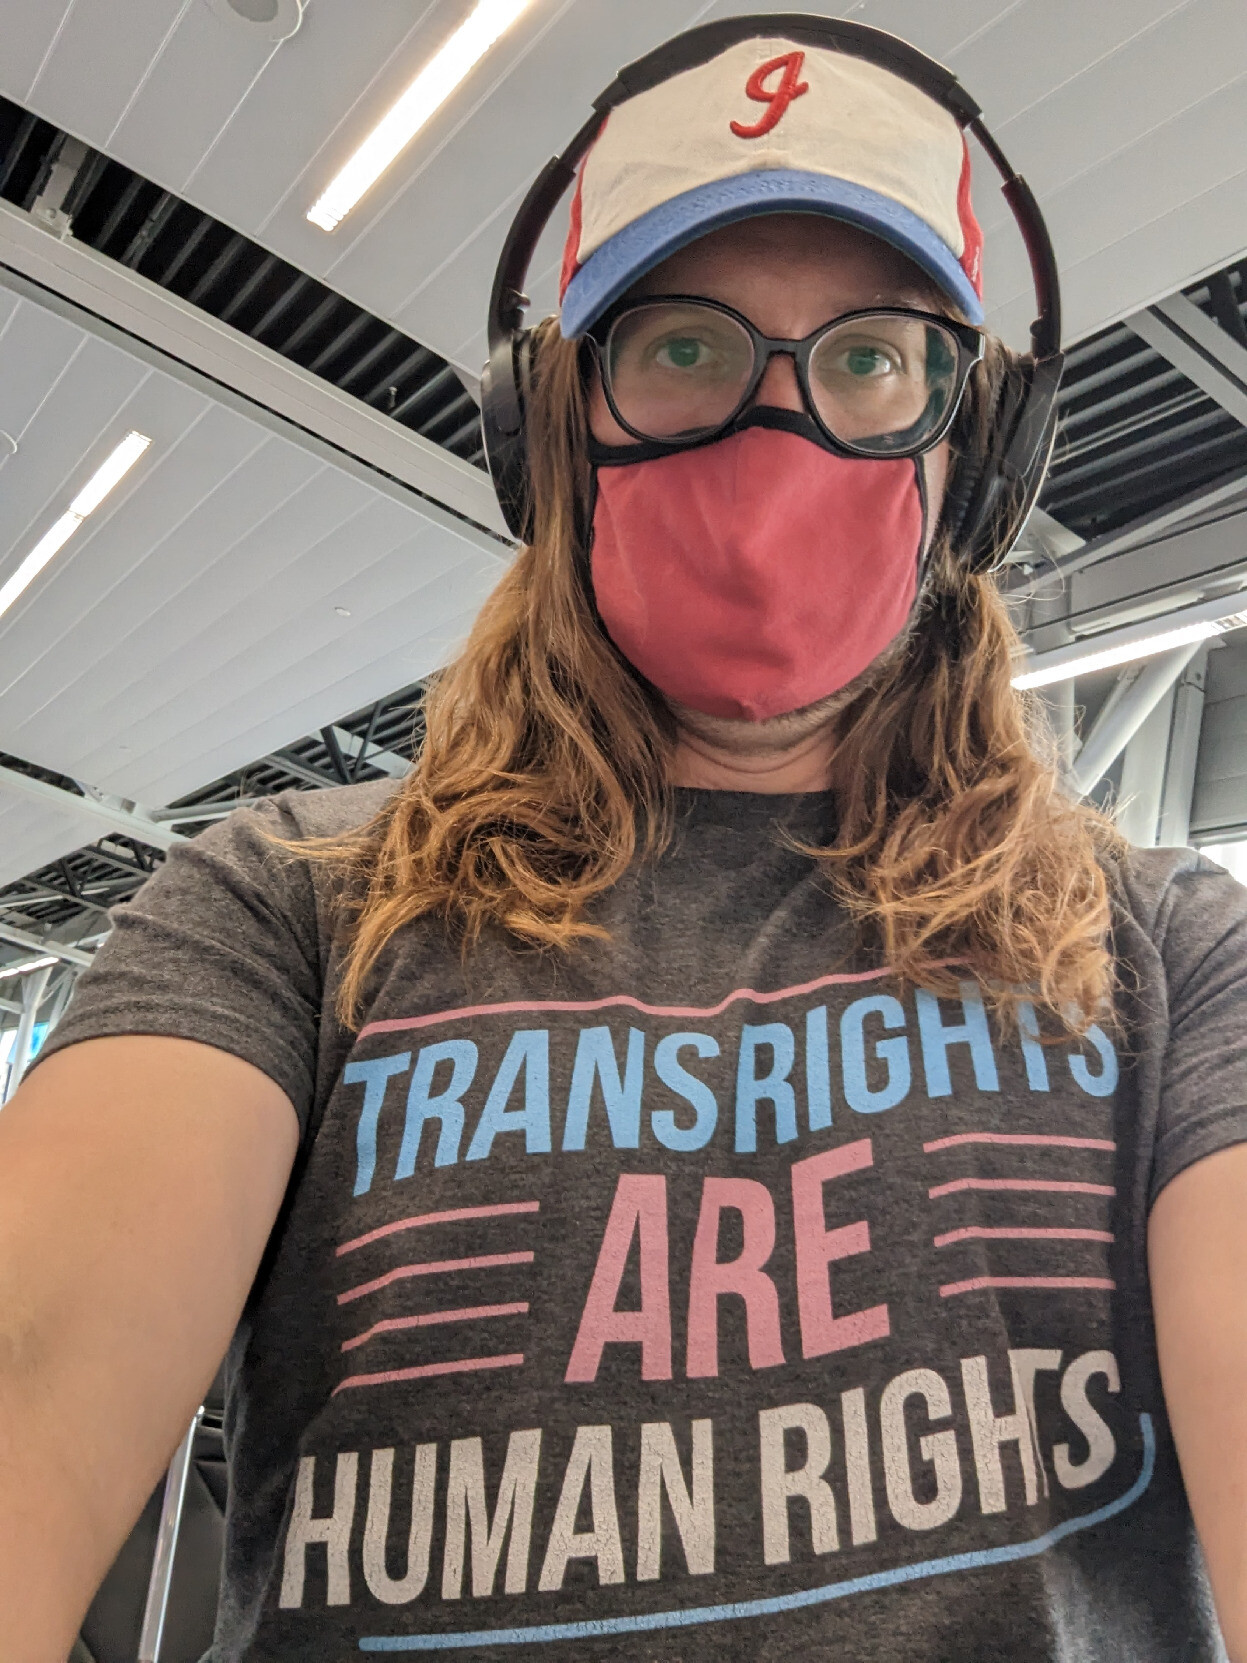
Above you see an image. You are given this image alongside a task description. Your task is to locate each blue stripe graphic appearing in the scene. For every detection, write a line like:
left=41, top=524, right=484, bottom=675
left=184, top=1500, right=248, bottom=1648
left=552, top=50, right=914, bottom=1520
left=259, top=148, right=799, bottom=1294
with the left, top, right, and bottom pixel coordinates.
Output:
left=359, top=1413, right=1155, bottom=1652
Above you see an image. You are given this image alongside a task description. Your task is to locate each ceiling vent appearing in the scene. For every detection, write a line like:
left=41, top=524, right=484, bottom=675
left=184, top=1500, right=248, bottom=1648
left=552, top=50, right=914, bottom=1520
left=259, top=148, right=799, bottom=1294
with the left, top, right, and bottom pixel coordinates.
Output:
left=203, top=0, right=305, bottom=42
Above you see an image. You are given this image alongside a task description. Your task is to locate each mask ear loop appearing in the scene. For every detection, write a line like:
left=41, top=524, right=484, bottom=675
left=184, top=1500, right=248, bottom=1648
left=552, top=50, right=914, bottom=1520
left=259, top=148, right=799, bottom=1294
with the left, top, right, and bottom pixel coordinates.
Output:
left=909, top=452, right=942, bottom=637
left=913, top=453, right=931, bottom=579
left=917, top=454, right=972, bottom=655
left=573, top=338, right=608, bottom=629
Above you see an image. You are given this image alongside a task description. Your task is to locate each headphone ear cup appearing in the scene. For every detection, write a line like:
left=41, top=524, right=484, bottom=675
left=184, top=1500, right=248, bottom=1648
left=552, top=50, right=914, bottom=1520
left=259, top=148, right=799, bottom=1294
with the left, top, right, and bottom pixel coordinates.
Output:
left=943, top=353, right=1063, bottom=574
left=481, top=328, right=537, bottom=543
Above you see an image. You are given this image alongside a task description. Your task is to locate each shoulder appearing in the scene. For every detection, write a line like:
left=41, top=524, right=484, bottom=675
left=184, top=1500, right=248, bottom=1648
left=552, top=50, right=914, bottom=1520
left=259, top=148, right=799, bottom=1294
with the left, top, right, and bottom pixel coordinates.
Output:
left=135, top=779, right=403, bottom=925
left=245, top=778, right=402, bottom=842
left=193, top=779, right=401, bottom=868
left=1109, top=844, right=1247, bottom=1019
left=1110, top=844, right=1247, bottom=948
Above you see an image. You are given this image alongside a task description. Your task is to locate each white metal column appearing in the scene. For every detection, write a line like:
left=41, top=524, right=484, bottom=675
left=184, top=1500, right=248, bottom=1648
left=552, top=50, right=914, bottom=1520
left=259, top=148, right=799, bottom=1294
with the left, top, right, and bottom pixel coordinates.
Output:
left=1070, top=643, right=1204, bottom=801
left=2, top=963, right=53, bottom=1104
left=1116, top=685, right=1178, bottom=846
left=1157, top=647, right=1209, bottom=848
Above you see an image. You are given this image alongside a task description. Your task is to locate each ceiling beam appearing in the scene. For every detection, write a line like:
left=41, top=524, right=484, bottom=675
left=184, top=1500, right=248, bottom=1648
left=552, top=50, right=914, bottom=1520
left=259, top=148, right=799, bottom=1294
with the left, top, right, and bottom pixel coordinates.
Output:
left=330, top=726, right=409, bottom=780
left=0, top=763, right=184, bottom=852
left=262, top=752, right=337, bottom=790
left=1013, top=588, right=1247, bottom=687
left=1013, top=498, right=1247, bottom=663
left=149, top=796, right=261, bottom=824
left=1037, top=468, right=1247, bottom=580
left=1014, top=506, right=1085, bottom=566
left=0, top=196, right=511, bottom=545
left=1127, top=293, right=1247, bottom=428
left=0, top=921, right=92, bottom=969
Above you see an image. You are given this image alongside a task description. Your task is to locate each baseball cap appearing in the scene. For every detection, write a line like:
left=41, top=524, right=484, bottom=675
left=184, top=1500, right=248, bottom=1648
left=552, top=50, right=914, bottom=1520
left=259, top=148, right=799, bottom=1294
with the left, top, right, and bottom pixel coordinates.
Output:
left=558, top=34, right=985, bottom=339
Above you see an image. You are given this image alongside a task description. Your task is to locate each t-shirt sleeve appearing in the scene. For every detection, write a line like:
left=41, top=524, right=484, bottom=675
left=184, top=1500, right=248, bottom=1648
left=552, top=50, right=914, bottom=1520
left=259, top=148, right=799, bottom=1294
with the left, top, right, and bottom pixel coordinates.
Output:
left=32, top=794, right=325, bottom=1132
left=1142, top=851, right=1247, bottom=1202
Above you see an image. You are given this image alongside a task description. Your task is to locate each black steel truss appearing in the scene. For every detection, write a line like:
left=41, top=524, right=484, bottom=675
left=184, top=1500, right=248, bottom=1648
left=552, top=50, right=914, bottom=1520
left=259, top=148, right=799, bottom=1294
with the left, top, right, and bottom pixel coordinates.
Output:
left=0, top=682, right=428, bottom=947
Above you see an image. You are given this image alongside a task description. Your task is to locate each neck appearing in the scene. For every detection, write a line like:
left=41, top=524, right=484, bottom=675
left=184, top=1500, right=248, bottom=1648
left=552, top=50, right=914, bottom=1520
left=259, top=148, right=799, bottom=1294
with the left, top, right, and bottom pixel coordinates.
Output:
left=669, top=707, right=838, bottom=793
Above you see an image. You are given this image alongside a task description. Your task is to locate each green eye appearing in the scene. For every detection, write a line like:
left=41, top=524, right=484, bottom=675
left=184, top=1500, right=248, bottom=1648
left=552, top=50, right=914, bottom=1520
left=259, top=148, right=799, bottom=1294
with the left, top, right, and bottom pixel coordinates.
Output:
left=657, top=337, right=704, bottom=369
left=844, top=345, right=891, bottom=377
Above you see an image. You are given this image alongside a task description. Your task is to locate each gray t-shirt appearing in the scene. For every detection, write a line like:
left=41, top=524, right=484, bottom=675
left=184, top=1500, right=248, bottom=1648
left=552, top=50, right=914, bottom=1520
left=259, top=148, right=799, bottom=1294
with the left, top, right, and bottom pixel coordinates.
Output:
left=40, top=783, right=1247, bottom=1661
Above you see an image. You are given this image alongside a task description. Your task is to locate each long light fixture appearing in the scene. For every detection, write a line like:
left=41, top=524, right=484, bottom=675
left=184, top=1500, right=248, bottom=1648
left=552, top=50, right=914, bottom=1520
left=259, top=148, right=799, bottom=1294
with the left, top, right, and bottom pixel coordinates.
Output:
left=307, top=0, right=536, bottom=232
left=0, top=430, right=151, bottom=622
left=1012, top=608, right=1247, bottom=691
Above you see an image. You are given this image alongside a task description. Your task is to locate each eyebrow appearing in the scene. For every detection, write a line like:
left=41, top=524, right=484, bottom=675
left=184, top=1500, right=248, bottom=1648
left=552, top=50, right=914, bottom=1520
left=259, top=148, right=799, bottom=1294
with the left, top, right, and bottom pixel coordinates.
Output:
left=880, top=286, right=943, bottom=309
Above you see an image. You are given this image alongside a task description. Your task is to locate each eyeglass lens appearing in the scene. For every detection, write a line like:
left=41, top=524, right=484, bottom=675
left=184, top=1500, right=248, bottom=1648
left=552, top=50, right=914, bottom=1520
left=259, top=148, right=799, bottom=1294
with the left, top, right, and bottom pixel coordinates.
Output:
left=604, top=302, right=961, bottom=454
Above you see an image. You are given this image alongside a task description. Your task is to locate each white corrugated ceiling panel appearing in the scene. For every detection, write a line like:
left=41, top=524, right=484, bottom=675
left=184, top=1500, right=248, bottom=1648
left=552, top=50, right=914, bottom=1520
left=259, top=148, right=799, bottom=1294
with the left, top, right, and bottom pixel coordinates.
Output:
left=1, top=0, right=1243, bottom=370
left=0, top=779, right=118, bottom=888
left=0, top=277, right=506, bottom=807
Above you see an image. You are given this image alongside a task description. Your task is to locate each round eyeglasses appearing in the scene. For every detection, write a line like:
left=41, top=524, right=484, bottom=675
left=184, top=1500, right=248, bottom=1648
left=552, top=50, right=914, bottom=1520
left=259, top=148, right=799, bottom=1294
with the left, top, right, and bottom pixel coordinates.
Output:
left=589, top=296, right=985, bottom=459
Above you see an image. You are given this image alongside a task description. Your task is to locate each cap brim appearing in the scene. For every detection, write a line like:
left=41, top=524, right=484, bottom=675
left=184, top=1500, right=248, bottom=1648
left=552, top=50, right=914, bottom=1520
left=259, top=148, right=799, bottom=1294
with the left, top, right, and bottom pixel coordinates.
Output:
left=560, top=168, right=985, bottom=338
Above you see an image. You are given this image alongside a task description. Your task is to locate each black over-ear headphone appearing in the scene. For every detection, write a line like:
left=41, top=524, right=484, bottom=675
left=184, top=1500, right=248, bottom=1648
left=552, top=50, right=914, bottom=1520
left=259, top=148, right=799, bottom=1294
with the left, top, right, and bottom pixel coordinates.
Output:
left=479, top=13, right=1064, bottom=573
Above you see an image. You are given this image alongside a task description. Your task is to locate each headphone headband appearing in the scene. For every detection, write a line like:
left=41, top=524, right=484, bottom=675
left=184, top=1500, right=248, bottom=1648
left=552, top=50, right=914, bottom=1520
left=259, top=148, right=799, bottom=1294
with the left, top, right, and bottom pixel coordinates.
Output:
left=596, top=16, right=979, bottom=119
left=480, top=13, right=1065, bottom=565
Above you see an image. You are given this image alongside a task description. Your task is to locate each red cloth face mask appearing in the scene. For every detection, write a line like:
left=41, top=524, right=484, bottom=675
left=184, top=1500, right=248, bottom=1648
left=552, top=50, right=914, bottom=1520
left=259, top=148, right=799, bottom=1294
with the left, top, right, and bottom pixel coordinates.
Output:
left=589, top=420, right=927, bottom=722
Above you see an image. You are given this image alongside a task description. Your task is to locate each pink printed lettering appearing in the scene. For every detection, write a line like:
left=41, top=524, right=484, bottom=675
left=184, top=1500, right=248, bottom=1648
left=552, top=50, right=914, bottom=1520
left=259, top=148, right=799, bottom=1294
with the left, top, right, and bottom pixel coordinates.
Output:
left=791, top=1140, right=890, bottom=1358
left=565, top=1176, right=672, bottom=1383
left=686, top=1177, right=785, bottom=1378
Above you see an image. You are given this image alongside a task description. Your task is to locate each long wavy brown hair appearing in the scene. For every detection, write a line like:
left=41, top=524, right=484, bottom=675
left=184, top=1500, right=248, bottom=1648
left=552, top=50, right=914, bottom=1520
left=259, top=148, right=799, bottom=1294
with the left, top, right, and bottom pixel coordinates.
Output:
left=297, top=316, right=1123, bottom=1029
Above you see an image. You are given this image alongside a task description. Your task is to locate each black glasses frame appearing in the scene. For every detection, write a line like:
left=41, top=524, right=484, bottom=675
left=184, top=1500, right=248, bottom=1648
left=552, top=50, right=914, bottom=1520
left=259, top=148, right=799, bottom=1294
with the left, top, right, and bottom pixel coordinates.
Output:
left=587, top=294, right=986, bottom=459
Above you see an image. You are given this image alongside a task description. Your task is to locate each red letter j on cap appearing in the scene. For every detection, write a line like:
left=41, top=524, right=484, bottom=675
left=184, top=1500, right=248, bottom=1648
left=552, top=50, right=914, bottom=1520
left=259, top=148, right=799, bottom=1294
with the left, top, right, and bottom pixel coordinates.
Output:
left=730, top=51, right=810, bottom=141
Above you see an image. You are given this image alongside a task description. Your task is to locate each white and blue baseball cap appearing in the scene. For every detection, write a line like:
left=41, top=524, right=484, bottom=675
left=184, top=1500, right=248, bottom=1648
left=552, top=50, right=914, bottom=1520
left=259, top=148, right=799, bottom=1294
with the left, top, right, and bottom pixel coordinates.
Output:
left=558, top=33, right=985, bottom=338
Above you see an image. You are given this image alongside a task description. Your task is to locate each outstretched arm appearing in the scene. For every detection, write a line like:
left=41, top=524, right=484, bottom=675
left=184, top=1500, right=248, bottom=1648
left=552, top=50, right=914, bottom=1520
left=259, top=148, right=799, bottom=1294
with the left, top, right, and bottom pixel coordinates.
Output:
left=0, top=1035, right=298, bottom=1663
left=1150, top=1142, right=1247, bottom=1660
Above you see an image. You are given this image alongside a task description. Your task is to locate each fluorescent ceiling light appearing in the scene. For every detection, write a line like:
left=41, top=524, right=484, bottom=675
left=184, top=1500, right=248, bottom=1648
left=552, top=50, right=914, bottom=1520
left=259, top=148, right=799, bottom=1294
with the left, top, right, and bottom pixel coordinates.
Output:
left=307, top=0, right=535, bottom=231
left=0, top=430, right=150, bottom=621
left=0, top=955, right=57, bottom=982
left=70, top=430, right=152, bottom=515
left=1012, top=609, right=1247, bottom=690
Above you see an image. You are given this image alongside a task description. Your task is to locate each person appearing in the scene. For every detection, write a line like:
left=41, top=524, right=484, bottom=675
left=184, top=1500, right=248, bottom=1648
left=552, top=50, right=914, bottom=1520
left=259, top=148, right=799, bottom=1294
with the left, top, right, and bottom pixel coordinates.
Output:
left=1, top=17, right=1244, bottom=1663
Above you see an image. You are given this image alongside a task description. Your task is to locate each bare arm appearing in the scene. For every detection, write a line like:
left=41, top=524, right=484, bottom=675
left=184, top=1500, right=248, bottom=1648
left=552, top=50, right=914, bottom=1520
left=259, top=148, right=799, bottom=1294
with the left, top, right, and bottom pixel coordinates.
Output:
left=1150, top=1142, right=1247, bottom=1659
left=0, top=1035, right=299, bottom=1663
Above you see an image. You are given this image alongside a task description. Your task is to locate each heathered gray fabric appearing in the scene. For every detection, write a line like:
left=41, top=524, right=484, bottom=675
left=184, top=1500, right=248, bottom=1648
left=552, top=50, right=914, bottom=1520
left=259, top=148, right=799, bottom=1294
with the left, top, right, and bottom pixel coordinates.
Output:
left=39, top=784, right=1247, bottom=1661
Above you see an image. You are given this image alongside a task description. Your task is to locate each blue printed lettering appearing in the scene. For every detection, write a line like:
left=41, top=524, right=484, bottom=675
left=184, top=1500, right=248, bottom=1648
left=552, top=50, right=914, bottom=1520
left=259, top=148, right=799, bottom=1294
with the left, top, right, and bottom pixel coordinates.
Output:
left=1068, top=1022, right=1118, bottom=1098
left=735, top=1024, right=798, bottom=1154
left=343, top=1051, right=411, bottom=1196
left=466, top=1030, right=552, bottom=1161
left=563, top=1027, right=645, bottom=1151
left=805, top=1006, right=833, bottom=1132
left=841, top=996, right=910, bottom=1114
left=916, top=983, right=1000, bottom=1097
left=395, top=1041, right=477, bottom=1177
left=652, top=1033, right=719, bottom=1152
left=1016, top=1002, right=1050, bottom=1092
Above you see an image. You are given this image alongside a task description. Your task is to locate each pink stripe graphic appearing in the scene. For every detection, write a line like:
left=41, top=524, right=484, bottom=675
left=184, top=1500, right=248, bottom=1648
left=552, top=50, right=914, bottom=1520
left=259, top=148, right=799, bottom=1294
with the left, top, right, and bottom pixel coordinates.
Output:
left=923, top=1133, right=1116, bottom=1153
left=940, top=1275, right=1115, bottom=1298
left=934, top=1226, right=1115, bottom=1248
left=338, top=1201, right=540, bottom=1257
left=342, top=1301, right=529, bottom=1353
left=929, top=1178, right=1115, bottom=1199
left=334, top=1353, right=524, bottom=1394
left=357, top=963, right=915, bottom=1040
left=338, top=1251, right=534, bottom=1305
